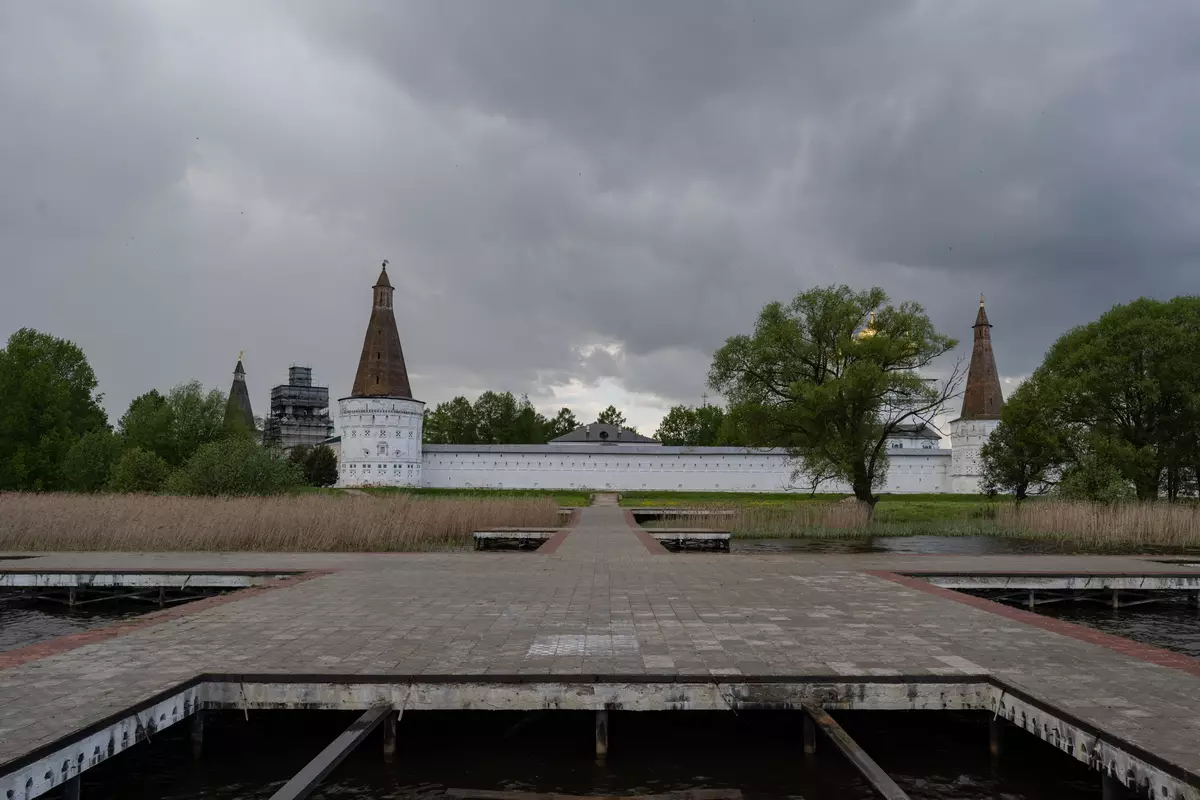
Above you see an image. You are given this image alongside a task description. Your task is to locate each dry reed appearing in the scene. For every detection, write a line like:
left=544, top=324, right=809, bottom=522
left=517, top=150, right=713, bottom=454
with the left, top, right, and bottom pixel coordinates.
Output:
left=0, top=492, right=561, bottom=552
left=999, top=501, right=1200, bottom=548
left=657, top=499, right=1200, bottom=547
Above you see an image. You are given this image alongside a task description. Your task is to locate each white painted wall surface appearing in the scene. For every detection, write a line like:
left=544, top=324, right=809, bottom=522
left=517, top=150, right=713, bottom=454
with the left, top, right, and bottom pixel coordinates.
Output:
left=949, top=418, right=1000, bottom=494
left=336, top=396, right=426, bottom=487
left=420, top=445, right=952, bottom=494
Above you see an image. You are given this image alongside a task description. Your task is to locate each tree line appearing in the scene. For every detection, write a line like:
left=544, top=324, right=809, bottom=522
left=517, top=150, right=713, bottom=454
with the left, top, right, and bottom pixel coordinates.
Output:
left=4, top=288, right=1194, bottom=504
left=0, top=328, right=335, bottom=495
left=981, top=296, right=1200, bottom=503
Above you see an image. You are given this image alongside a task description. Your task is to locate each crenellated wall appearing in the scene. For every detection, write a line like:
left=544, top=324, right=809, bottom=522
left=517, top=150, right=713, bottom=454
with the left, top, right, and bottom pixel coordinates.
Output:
left=949, top=417, right=1000, bottom=494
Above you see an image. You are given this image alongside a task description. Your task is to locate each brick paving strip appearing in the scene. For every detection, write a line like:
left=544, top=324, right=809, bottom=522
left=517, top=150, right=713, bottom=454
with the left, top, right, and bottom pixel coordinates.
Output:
left=3, top=507, right=1200, bottom=785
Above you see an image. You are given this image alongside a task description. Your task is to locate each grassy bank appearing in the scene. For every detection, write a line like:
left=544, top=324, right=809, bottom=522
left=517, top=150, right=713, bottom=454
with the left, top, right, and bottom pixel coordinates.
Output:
left=643, top=499, right=1200, bottom=549
left=0, top=492, right=561, bottom=552
left=357, top=486, right=591, bottom=507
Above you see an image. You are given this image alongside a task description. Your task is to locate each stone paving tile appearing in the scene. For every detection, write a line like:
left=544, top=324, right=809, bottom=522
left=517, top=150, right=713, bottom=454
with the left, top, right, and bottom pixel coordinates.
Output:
left=2, top=511, right=1200, bottom=777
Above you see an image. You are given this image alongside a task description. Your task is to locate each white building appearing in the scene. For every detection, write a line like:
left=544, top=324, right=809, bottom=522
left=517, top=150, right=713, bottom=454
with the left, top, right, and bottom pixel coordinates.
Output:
left=334, top=268, right=1002, bottom=494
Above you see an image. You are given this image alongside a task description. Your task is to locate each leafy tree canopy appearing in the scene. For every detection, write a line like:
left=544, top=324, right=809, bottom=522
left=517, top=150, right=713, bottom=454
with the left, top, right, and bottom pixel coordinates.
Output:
left=424, top=392, right=580, bottom=444
left=61, top=428, right=122, bottom=492
left=708, top=285, right=960, bottom=506
left=165, top=436, right=300, bottom=496
left=980, top=376, right=1062, bottom=503
left=654, top=404, right=728, bottom=447
left=118, top=381, right=227, bottom=466
left=1033, top=296, right=1200, bottom=500
left=107, top=446, right=171, bottom=494
left=0, top=328, right=108, bottom=490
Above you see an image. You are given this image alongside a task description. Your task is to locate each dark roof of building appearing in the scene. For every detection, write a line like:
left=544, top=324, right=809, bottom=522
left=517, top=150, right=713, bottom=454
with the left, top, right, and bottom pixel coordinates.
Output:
left=351, top=263, right=413, bottom=399
left=957, top=296, right=1004, bottom=421
left=548, top=422, right=660, bottom=445
left=224, top=358, right=255, bottom=431
left=890, top=422, right=942, bottom=440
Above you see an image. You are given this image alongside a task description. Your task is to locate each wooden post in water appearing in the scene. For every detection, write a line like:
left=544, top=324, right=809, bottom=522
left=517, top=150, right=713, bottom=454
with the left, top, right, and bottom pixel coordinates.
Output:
left=191, top=709, right=204, bottom=760
left=1188, top=590, right=1198, bottom=609
left=1111, top=589, right=1120, bottom=610
left=595, top=710, right=609, bottom=763
left=1102, top=773, right=1127, bottom=800
left=989, top=716, right=1003, bottom=760
left=382, top=711, right=397, bottom=763
left=803, top=713, right=817, bottom=755
left=1027, top=590, right=1035, bottom=610
left=63, top=776, right=80, bottom=800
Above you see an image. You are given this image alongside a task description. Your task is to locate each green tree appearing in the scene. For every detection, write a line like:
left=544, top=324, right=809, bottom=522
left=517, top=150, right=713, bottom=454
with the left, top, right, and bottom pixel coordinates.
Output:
left=545, top=407, right=579, bottom=440
left=0, top=328, right=108, bottom=490
left=60, top=428, right=122, bottom=492
left=424, top=396, right=479, bottom=444
left=596, top=405, right=628, bottom=429
left=165, top=436, right=300, bottom=496
left=304, top=445, right=339, bottom=487
left=1034, top=296, right=1200, bottom=501
left=1056, top=445, right=1135, bottom=504
left=655, top=404, right=728, bottom=446
left=287, top=444, right=312, bottom=472
left=107, top=446, right=171, bottom=494
left=118, top=390, right=175, bottom=461
left=166, top=381, right=227, bottom=464
left=709, top=285, right=960, bottom=509
left=980, top=376, right=1063, bottom=504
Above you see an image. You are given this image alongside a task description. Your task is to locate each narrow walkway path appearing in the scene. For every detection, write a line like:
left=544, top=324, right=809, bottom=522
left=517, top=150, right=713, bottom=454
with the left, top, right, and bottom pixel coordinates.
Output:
left=552, top=493, right=653, bottom=559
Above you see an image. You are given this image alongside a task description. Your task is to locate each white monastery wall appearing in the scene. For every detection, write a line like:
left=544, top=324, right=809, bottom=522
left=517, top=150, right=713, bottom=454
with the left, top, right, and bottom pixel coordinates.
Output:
left=420, top=444, right=952, bottom=494
left=336, top=396, right=425, bottom=487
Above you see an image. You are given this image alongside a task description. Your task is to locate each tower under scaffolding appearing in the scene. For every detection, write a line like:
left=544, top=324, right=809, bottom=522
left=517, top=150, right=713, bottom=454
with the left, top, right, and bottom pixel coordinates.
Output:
left=263, top=366, right=335, bottom=452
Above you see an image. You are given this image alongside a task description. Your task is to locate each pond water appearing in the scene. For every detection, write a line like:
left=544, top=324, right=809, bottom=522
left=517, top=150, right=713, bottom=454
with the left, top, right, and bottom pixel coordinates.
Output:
left=54, top=709, right=1102, bottom=799
left=730, top=536, right=1200, bottom=556
left=1030, top=595, right=1200, bottom=658
left=0, top=602, right=144, bottom=651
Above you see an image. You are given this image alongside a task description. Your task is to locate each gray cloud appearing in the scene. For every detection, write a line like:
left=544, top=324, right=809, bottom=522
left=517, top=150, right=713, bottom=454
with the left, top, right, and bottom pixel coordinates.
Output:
left=1, top=1, right=1197, bottom=430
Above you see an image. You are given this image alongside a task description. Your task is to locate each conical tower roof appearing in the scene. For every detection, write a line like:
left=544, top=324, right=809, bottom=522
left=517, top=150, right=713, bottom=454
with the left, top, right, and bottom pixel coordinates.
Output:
left=224, top=353, right=255, bottom=431
left=958, top=295, right=1003, bottom=420
left=351, top=261, right=413, bottom=398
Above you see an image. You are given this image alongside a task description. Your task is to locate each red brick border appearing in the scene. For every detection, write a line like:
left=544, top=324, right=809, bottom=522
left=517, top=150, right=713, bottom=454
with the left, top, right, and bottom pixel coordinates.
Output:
left=0, top=569, right=335, bottom=670
left=538, top=508, right=582, bottom=555
left=624, top=509, right=670, bottom=555
left=867, top=570, right=1200, bottom=677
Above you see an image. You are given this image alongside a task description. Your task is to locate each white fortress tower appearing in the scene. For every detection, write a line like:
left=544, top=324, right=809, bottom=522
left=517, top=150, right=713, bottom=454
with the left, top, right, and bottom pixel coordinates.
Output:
left=949, top=296, right=1004, bottom=493
left=337, top=262, right=424, bottom=487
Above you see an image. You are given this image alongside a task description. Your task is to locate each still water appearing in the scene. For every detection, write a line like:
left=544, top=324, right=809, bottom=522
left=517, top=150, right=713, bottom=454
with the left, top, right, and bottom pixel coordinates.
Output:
left=56, top=710, right=1101, bottom=799
left=1031, top=595, right=1200, bottom=658
left=0, top=602, right=143, bottom=651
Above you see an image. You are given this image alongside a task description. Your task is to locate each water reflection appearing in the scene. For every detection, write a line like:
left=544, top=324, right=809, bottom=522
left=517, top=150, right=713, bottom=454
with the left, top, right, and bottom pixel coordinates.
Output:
left=1033, top=595, right=1200, bottom=658
left=0, top=604, right=142, bottom=651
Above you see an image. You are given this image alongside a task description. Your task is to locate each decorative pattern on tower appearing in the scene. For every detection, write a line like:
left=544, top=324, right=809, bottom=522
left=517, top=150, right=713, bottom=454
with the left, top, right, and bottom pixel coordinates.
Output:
left=959, top=295, right=1003, bottom=420
left=224, top=354, right=255, bottom=432
left=351, top=262, right=413, bottom=398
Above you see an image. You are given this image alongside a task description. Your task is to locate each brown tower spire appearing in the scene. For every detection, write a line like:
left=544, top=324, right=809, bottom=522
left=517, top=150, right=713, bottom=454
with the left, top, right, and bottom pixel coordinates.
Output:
left=958, top=294, right=1003, bottom=419
left=351, top=261, right=413, bottom=398
left=224, top=353, right=255, bottom=432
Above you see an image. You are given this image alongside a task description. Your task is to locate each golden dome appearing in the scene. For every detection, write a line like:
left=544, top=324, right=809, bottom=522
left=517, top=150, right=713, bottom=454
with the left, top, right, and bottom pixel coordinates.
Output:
left=857, top=311, right=877, bottom=340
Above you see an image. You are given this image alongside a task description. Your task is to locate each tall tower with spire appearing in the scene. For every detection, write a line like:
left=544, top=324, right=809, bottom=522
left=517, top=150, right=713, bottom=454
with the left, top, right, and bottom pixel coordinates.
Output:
left=949, top=295, right=1005, bottom=493
left=224, top=353, right=255, bottom=434
left=337, top=262, right=424, bottom=487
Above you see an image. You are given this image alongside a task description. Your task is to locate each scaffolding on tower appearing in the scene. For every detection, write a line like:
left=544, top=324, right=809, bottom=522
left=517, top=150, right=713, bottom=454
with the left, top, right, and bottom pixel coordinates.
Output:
left=263, top=365, right=335, bottom=452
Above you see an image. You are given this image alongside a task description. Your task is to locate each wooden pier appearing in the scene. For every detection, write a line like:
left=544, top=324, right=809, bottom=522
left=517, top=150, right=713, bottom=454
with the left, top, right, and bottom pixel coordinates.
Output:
left=3, top=504, right=1200, bottom=798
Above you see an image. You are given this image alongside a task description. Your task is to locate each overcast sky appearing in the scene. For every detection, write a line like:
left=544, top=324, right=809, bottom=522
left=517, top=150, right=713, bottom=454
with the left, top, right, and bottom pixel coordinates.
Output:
left=2, top=1, right=1197, bottom=434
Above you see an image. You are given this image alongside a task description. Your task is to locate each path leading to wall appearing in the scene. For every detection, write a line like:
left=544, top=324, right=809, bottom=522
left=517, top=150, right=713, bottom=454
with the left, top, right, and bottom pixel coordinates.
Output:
left=550, top=494, right=655, bottom=560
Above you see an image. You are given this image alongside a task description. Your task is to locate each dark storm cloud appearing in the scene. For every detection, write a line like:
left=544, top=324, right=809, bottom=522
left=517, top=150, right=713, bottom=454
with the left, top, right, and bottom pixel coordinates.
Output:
left=1, top=1, right=1197, bottom=430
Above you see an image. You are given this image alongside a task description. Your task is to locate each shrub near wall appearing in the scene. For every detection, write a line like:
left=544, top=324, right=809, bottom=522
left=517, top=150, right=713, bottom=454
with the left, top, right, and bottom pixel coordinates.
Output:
left=165, top=436, right=301, bottom=496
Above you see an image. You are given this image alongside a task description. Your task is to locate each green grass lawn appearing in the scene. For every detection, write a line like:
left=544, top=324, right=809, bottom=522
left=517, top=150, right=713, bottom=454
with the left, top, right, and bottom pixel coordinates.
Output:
left=358, top=486, right=591, bottom=507
left=618, top=491, right=845, bottom=507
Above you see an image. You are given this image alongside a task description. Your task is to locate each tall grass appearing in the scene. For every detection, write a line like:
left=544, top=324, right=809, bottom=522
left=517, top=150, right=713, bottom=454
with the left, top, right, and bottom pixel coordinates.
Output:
left=650, top=499, right=1200, bottom=548
left=999, top=501, right=1200, bottom=549
left=0, top=492, right=561, bottom=552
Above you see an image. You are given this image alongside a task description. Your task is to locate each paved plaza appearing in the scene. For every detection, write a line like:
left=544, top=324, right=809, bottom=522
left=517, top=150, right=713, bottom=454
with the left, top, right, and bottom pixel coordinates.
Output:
left=3, top=502, right=1200, bottom=788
